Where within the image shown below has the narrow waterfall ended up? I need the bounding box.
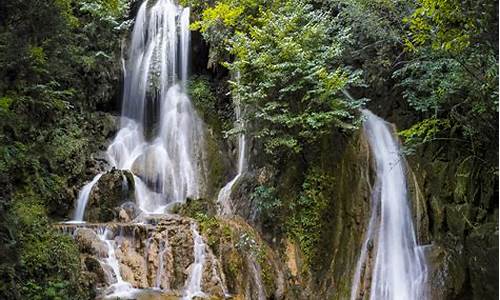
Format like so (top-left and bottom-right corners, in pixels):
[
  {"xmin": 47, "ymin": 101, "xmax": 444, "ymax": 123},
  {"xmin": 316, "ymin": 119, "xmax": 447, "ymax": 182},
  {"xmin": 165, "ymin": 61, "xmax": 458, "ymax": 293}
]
[
  {"xmin": 72, "ymin": 173, "xmax": 103, "ymax": 222},
  {"xmin": 350, "ymin": 110, "xmax": 427, "ymax": 300},
  {"xmin": 183, "ymin": 223, "xmax": 207, "ymax": 299},
  {"xmin": 217, "ymin": 99, "xmax": 247, "ymax": 215},
  {"xmin": 156, "ymin": 237, "xmax": 171, "ymax": 290},
  {"xmin": 247, "ymin": 256, "xmax": 266, "ymax": 300},
  {"xmin": 97, "ymin": 227, "xmax": 136, "ymax": 298}
]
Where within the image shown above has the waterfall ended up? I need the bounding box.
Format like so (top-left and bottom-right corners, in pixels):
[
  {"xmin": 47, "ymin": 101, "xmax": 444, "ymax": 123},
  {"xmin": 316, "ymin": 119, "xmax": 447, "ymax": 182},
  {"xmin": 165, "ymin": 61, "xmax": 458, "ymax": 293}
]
[
  {"xmin": 183, "ymin": 223, "xmax": 207, "ymax": 299},
  {"xmin": 97, "ymin": 227, "xmax": 137, "ymax": 298},
  {"xmin": 74, "ymin": 0, "xmax": 204, "ymax": 220},
  {"xmin": 156, "ymin": 237, "xmax": 171, "ymax": 290},
  {"xmin": 110, "ymin": 0, "xmax": 202, "ymax": 212},
  {"xmin": 71, "ymin": 173, "xmax": 103, "ymax": 222},
  {"xmin": 217, "ymin": 93, "xmax": 247, "ymax": 215},
  {"xmin": 350, "ymin": 110, "xmax": 427, "ymax": 300}
]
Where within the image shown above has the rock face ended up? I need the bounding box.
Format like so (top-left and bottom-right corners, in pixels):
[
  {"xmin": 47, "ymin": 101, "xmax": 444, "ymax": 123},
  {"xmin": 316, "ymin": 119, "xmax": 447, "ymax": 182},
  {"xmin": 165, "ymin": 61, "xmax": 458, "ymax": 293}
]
[
  {"xmin": 74, "ymin": 228, "xmax": 109, "ymax": 257},
  {"xmin": 58, "ymin": 215, "xmax": 230, "ymax": 299},
  {"xmin": 85, "ymin": 169, "xmax": 135, "ymax": 222},
  {"xmin": 408, "ymin": 153, "xmax": 498, "ymax": 300},
  {"xmin": 57, "ymin": 210, "xmax": 294, "ymax": 299}
]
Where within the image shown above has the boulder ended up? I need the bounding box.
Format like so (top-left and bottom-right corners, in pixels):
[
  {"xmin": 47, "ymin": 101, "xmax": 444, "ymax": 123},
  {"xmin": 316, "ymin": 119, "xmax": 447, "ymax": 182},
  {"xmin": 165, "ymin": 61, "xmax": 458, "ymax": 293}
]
[
  {"xmin": 74, "ymin": 228, "xmax": 108, "ymax": 257},
  {"xmin": 85, "ymin": 169, "xmax": 135, "ymax": 222}
]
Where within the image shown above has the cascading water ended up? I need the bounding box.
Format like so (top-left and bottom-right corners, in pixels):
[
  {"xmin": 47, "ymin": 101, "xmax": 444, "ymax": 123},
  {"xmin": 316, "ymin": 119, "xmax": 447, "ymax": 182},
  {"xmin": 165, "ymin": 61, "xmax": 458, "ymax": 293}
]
[
  {"xmin": 105, "ymin": 0, "xmax": 204, "ymax": 215},
  {"xmin": 72, "ymin": 0, "xmax": 204, "ymax": 222},
  {"xmin": 66, "ymin": 0, "xmax": 215, "ymax": 297},
  {"xmin": 97, "ymin": 227, "xmax": 137, "ymax": 298},
  {"xmin": 183, "ymin": 223, "xmax": 207, "ymax": 299},
  {"xmin": 350, "ymin": 110, "xmax": 427, "ymax": 300},
  {"xmin": 156, "ymin": 237, "xmax": 170, "ymax": 290},
  {"xmin": 247, "ymin": 256, "xmax": 266, "ymax": 300},
  {"xmin": 72, "ymin": 173, "xmax": 103, "ymax": 222}
]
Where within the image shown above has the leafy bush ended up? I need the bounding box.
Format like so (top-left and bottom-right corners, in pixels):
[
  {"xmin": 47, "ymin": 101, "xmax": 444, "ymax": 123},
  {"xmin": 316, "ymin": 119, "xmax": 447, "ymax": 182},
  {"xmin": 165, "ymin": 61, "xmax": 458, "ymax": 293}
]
[
  {"xmin": 252, "ymin": 185, "xmax": 282, "ymax": 228},
  {"xmin": 2, "ymin": 193, "xmax": 88, "ymax": 299},
  {"xmin": 188, "ymin": 0, "xmax": 365, "ymax": 158},
  {"xmin": 286, "ymin": 170, "xmax": 333, "ymax": 268}
]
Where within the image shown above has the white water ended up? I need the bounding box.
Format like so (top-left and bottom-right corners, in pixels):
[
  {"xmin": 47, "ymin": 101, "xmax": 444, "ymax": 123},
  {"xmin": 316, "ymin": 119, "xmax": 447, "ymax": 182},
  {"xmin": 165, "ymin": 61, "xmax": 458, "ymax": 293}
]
[
  {"xmin": 156, "ymin": 237, "xmax": 170, "ymax": 290},
  {"xmin": 109, "ymin": 0, "xmax": 203, "ymax": 213},
  {"xmin": 98, "ymin": 227, "xmax": 137, "ymax": 298},
  {"xmin": 183, "ymin": 223, "xmax": 207, "ymax": 299},
  {"xmin": 74, "ymin": 0, "xmax": 204, "ymax": 220},
  {"xmin": 350, "ymin": 110, "xmax": 427, "ymax": 300},
  {"xmin": 72, "ymin": 173, "xmax": 103, "ymax": 222},
  {"xmin": 217, "ymin": 98, "xmax": 247, "ymax": 215}
]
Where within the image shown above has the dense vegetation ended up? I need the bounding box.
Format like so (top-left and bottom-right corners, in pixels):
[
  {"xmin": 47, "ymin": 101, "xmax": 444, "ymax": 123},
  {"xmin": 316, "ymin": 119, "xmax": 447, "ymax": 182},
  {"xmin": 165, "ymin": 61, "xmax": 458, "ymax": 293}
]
[
  {"xmin": 185, "ymin": 0, "xmax": 498, "ymax": 270},
  {"xmin": 0, "ymin": 0, "xmax": 128, "ymax": 298},
  {"xmin": 0, "ymin": 0, "xmax": 497, "ymax": 298}
]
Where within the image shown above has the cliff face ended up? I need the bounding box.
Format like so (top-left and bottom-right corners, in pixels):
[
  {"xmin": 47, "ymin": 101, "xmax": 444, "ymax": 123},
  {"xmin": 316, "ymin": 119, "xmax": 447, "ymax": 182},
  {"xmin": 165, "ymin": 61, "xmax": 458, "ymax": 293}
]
[{"xmin": 408, "ymin": 147, "xmax": 498, "ymax": 300}]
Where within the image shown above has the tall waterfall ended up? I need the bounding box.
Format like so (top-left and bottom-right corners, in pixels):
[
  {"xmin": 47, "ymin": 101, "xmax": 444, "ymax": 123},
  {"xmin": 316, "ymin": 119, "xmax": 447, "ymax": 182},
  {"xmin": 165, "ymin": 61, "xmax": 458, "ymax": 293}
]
[
  {"xmin": 104, "ymin": 0, "xmax": 203, "ymax": 215},
  {"xmin": 350, "ymin": 110, "xmax": 427, "ymax": 300}
]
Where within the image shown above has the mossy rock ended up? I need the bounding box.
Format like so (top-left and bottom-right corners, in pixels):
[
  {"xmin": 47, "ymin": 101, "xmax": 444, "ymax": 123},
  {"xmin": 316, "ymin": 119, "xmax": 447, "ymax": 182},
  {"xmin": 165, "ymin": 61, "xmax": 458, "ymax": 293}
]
[
  {"xmin": 466, "ymin": 223, "xmax": 499, "ymax": 300},
  {"xmin": 85, "ymin": 169, "xmax": 135, "ymax": 222}
]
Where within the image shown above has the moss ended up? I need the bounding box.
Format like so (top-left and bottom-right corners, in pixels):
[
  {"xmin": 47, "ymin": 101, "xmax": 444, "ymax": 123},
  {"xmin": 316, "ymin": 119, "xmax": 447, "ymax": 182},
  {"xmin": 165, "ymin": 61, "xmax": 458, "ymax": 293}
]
[
  {"xmin": 203, "ymin": 130, "xmax": 226, "ymax": 197},
  {"xmin": 177, "ymin": 197, "xmax": 218, "ymax": 218},
  {"xmin": 286, "ymin": 168, "xmax": 333, "ymax": 268},
  {"xmin": 5, "ymin": 191, "xmax": 90, "ymax": 299},
  {"xmin": 85, "ymin": 169, "xmax": 134, "ymax": 222},
  {"xmin": 407, "ymin": 143, "xmax": 498, "ymax": 299},
  {"xmin": 466, "ymin": 222, "xmax": 499, "ymax": 300}
]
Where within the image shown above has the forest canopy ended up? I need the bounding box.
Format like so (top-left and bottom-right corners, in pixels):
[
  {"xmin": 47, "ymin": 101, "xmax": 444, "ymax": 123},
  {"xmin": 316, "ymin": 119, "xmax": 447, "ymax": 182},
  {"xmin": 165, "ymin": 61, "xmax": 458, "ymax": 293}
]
[{"xmin": 0, "ymin": 0, "xmax": 497, "ymax": 298}]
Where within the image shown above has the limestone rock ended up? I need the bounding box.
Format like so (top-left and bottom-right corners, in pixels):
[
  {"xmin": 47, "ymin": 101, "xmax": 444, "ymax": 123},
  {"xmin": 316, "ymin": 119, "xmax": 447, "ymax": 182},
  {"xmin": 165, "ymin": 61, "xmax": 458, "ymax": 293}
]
[
  {"xmin": 74, "ymin": 228, "xmax": 109, "ymax": 257},
  {"xmin": 85, "ymin": 169, "xmax": 135, "ymax": 222}
]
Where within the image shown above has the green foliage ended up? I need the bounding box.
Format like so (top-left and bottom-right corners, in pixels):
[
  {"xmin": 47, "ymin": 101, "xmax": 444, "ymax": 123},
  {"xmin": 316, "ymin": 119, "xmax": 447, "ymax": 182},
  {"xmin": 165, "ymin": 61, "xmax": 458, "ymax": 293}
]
[
  {"xmin": 189, "ymin": 0, "xmax": 365, "ymax": 158},
  {"xmin": 399, "ymin": 118, "xmax": 451, "ymax": 155},
  {"xmin": 404, "ymin": 0, "xmax": 495, "ymax": 53},
  {"xmin": 397, "ymin": 0, "xmax": 498, "ymax": 157},
  {"xmin": 191, "ymin": 3, "xmax": 245, "ymax": 32},
  {"xmin": 193, "ymin": 212, "xmax": 232, "ymax": 252},
  {"xmin": 286, "ymin": 170, "xmax": 332, "ymax": 267},
  {"xmin": 252, "ymin": 185, "xmax": 282, "ymax": 227},
  {"xmin": 187, "ymin": 75, "xmax": 218, "ymax": 123},
  {"xmin": 0, "ymin": 0, "xmax": 129, "ymax": 298},
  {"xmin": 1, "ymin": 192, "xmax": 87, "ymax": 299}
]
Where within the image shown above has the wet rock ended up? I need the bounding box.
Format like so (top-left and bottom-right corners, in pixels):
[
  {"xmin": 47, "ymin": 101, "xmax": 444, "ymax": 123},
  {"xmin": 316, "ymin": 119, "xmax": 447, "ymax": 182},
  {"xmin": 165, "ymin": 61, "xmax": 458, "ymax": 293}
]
[
  {"xmin": 466, "ymin": 223, "xmax": 498, "ymax": 300},
  {"xmin": 119, "ymin": 208, "xmax": 131, "ymax": 222},
  {"xmin": 85, "ymin": 169, "xmax": 135, "ymax": 222},
  {"xmin": 117, "ymin": 239, "xmax": 148, "ymax": 288},
  {"xmin": 74, "ymin": 228, "xmax": 109, "ymax": 257},
  {"xmin": 122, "ymin": 201, "xmax": 141, "ymax": 221},
  {"xmin": 84, "ymin": 256, "xmax": 115, "ymax": 286}
]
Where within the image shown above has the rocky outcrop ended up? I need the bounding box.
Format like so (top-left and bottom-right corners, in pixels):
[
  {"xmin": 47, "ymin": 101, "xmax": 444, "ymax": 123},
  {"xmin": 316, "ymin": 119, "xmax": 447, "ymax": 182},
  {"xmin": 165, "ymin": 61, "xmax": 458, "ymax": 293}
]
[
  {"xmin": 408, "ymin": 152, "xmax": 498, "ymax": 300},
  {"xmin": 58, "ymin": 215, "xmax": 229, "ymax": 299},
  {"xmin": 85, "ymin": 169, "xmax": 135, "ymax": 222},
  {"xmin": 74, "ymin": 228, "xmax": 109, "ymax": 257}
]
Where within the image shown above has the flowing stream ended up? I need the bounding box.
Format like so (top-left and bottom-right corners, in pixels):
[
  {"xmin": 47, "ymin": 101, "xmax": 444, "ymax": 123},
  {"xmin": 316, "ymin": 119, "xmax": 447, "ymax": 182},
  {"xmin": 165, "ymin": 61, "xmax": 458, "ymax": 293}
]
[{"xmin": 350, "ymin": 110, "xmax": 427, "ymax": 300}]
